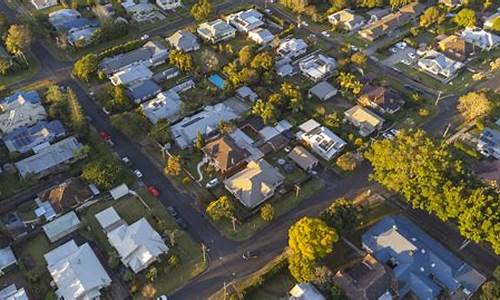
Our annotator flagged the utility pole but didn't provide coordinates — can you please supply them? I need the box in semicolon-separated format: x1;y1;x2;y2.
442;122;451;139
223;282;227;300
230;216;237;232
201;243;207;264
295;184;301;198
434;91;442;106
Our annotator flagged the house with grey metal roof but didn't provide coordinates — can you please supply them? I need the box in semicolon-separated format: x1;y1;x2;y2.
0;90;47;136
0;284;28;300
15;136;84;178
167;30;200;52
0;246;17;274
362;216;486;299
42;211;81;243
2;120;66;154
127;79;162;103
141;90;181;124
248;28;275;45
308;81;337;101
197;19;237;44
226;9;264;33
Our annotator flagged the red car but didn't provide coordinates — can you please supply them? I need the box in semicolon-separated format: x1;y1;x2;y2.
148;186;160;198
99;131;111;140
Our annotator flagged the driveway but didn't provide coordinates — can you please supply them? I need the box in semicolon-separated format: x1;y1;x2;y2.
381;47;417;67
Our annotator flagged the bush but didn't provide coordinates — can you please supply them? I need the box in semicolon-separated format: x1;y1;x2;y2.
418;108;430;117
336;152;357;172
454;141;480;159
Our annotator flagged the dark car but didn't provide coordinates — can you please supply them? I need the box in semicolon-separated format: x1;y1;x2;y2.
166;206;178;217
175;217;189;230
242;250;259;260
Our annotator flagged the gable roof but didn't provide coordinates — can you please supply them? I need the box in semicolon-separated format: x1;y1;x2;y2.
360;86;403;112
42;211;81;242
167;30;199;51
40;178;93;213
0;284;28;300
2;120;65;154
344;105;385;128
224;159;284;208
95;206;125;233
0;246;16;272
203;135;248;172
287;146;318;171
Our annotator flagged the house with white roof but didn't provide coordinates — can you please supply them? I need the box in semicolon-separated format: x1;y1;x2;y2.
197;19;237;44
141;90;181;124
156;0;181;10
226;9;265;33
171;103;240;148
0;246;17;274
15;136;84;178
31;0;57;10
167;30;200;52
248;28;275;45
0;284;28;300
0;91;47;136
328;9;365;31
44;240;112;300
289;283;326;300
110;64;154;87
299;54;336;82
461;28;499;51
95;207;169;273
277;38;308;58
298;119;346;161
42;211;81;243
417;50;464;79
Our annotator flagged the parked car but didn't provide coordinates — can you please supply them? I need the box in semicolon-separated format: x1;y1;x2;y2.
401;59;411;65
264;8;272;14
284;146;292;153
395;42;407;49
99;131;114;146
389;128;400;136
166;206;178;217
157;296;168;300
141;34;149;41
242;250;259;260
133;169;143;178
175;217;189;230
206;178;219;189
321;31;330;37
148;186;160;198
102;107;111;115
121;156;132;167
408;52;417;59
382;132;394;140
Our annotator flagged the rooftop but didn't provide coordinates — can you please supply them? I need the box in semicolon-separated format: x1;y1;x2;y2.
42;211;81;242
2;120;66;154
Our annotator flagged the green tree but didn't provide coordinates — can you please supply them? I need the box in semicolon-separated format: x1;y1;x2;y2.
195;131;205;150
111;84;131;111
252;99;277;125
260;203;274;221
148;119;171;145
107;251;120;269
491;17;500;32
312;266;335;292
190;0;212;22
321;198;358;233
5;25;32;58
0;58;10;75
454;8;476;28
268;93;284;107
278;0;308;14
110;111;150;139
357;0;384;9
337;72;362;95
206;196;235;221
239;67;259;85
324;112;341;129
457;92;492;121
145;266;158;282
389;0;412;9
168;254;179;267
238;45;254;66
81;159;126;190
350;52;367;68
72;54;98;82
250;52;273;71
165;155;182;176
336;152;357;172
480;281;500;300
420;6;443;28
0;12;8;34
66;88;87;134
169;49;193;72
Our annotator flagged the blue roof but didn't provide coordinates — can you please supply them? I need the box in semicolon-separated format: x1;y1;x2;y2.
362;216;486;299
55;18;99;32
1;90;41;105
2;120;66;154
127;80;162;103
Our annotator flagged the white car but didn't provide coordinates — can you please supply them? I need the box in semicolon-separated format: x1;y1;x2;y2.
401;59;411;65
301;21;309;27
395;42;407;49
140;34;149;41
408;52;417;59
350;45;359;52
382;132;394;140
133;170;143;178
389;47;398;53
264;8;272;14
121;156;132;167
321;31;330;37
206;178;219;189
157;296;168;300
389;128;400;136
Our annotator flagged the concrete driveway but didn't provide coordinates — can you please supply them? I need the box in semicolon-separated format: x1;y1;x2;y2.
382;46;417;67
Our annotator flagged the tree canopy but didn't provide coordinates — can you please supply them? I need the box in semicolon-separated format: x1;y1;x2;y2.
206;196;235;221
72;54;98;82
5;25;32;57
190;0;212;22
457;92;492;121
321;198;358;233
454;9;476;28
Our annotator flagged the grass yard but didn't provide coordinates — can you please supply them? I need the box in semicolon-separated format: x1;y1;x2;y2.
0;173;35;201
216;178;325;241
0;52;41;88
245;266;295;300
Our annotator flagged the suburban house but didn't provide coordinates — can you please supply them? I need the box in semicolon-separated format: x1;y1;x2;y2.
14;136;84;178
0;284;28;300
167;30;200;52
236;86;259;102
299;54;336;82
333;254;396;300
461;28;499;51
156;0;181;10
39;178;94;213
362;216;486;299
308;81;337;101
141;90;181;124
93;3;116;20
417;50;464;79
100;40;168;75
226;9;264;33
328;9;365;31
289;283;326;300
30;0;57;10
0;91;47;136
359;2;426;41
95;207;169;273
0;246;17;274
127;79;162;103
197;19;237;44
248;28;275;45
122;1;157;23
437;34;472;61
358;85;404;114
344;105;385;137
48;9;100;46
277;38;308;58
110;64;154;86
477;128;500;159
287;146;318;172
171;102;241;149
42;211;81;243
298;119;346;161
366;8;391;23
2;120;65;154
224;159;284;209
202;135;248;177
44;240;112;300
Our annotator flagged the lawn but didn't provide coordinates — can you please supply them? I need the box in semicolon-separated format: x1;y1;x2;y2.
0;173;35;201
245;266;295;300
216;178;325;241
0;52;41;88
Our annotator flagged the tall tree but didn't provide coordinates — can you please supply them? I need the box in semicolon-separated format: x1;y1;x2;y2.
238;45;254;66
337;72;362;95
206;196;235;221
112;84;131;111
165;155;182;176
252;99;277;125
149;120;171;145
81;159;126;189
0;58;10;75
350;51;367;68
454;8;476;28
260;203;275;221
66;88;87;134
321;198;358;233
5;25;32;59
419;6;444;28
195;131;205;150
389;0;412;9
72;54;98;82
250;52;273;71
457;92;492;121
190;0;212;22
278;0;309;14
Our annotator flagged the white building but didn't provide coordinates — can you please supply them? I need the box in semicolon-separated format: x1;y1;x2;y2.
42;211;81;243
44;240;112;300
31;0;58;10
226;9;265;33
197;19;237;44
0;284;28;300
141;90;181;124
110;64;153;86
299;54;336;82
248;28;275;45
289;283;326;300
156;0;181;10
0;91;47;136
417;50;464;79
298;119;346;161
461;28;499;51
95;207;169;273
277;38;308;58
328;9;365;31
